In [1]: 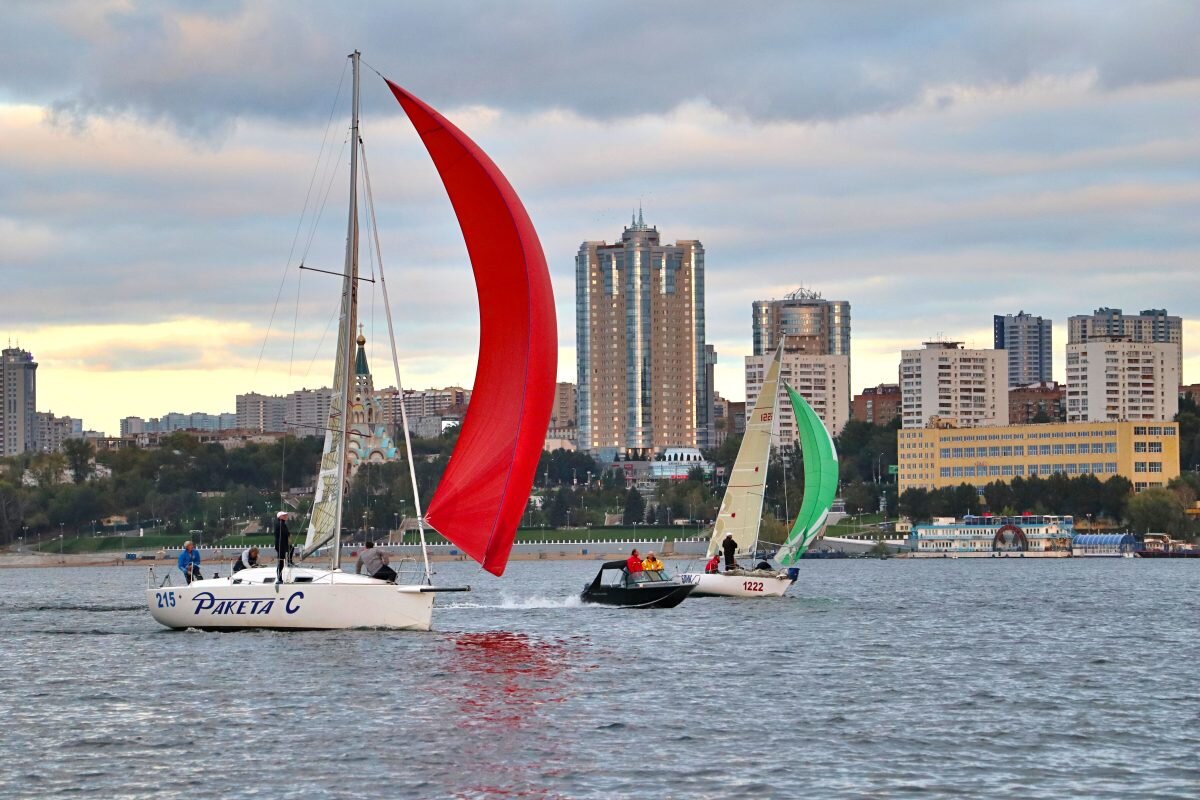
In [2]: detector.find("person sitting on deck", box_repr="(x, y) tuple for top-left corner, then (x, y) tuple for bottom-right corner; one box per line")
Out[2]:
(704, 554), (721, 574)
(233, 547), (260, 573)
(356, 541), (398, 583)
(642, 552), (665, 573)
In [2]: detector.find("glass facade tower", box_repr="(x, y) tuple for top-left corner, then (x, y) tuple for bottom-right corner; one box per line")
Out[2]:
(576, 212), (709, 455)
(752, 288), (850, 361)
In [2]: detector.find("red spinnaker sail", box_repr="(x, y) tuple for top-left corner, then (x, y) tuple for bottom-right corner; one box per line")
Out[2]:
(386, 80), (556, 577)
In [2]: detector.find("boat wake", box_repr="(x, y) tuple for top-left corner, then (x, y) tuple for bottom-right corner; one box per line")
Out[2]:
(440, 593), (583, 610)
(4, 603), (143, 613)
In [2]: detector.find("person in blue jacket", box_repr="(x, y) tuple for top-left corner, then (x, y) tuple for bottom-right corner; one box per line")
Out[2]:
(178, 540), (202, 584)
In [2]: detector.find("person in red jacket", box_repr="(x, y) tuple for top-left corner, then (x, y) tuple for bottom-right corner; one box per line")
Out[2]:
(704, 553), (721, 574)
(626, 549), (644, 574)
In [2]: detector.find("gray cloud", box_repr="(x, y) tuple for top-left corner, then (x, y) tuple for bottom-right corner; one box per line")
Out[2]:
(2, 1), (1199, 137)
(2, 2), (1199, 430)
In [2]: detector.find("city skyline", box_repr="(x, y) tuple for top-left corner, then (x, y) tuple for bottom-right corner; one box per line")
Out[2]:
(3, 3), (1199, 433)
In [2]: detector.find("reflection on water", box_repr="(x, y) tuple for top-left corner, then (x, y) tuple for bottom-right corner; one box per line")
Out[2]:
(437, 631), (589, 798)
(450, 631), (575, 725)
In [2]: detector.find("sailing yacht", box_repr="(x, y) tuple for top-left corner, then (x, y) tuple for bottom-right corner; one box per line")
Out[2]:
(146, 51), (555, 631)
(680, 348), (839, 597)
(679, 346), (794, 597)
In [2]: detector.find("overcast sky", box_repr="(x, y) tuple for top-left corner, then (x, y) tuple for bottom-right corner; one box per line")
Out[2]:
(2, 1), (1198, 434)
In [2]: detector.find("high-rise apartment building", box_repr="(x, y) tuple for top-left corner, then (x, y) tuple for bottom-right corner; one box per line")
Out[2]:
(994, 311), (1052, 387)
(236, 392), (287, 433)
(1068, 307), (1182, 376)
(285, 387), (333, 436)
(752, 288), (850, 361)
(384, 387), (469, 425)
(1, 346), (37, 457)
(119, 414), (238, 435)
(34, 412), (80, 453)
(551, 382), (577, 429)
(575, 212), (709, 456)
(899, 342), (1007, 429)
(1065, 338), (1179, 423)
(745, 345), (849, 445)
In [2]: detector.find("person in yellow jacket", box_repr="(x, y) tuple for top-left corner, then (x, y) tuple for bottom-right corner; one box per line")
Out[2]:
(642, 552), (665, 572)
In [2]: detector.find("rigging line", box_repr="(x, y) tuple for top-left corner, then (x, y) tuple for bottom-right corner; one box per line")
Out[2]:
(305, 306), (341, 381)
(360, 137), (432, 584)
(289, 58), (349, 276)
(280, 256), (307, 516)
(252, 60), (349, 379)
(299, 133), (351, 260)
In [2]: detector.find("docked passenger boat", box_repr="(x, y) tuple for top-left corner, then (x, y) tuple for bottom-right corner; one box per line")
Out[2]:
(580, 561), (696, 608)
(912, 515), (1075, 558)
(146, 51), (555, 631)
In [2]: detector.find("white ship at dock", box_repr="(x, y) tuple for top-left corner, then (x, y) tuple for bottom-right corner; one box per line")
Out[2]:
(909, 514), (1074, 558)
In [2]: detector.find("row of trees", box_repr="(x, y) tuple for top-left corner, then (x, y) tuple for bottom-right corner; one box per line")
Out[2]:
(3, 395), (1195, 545)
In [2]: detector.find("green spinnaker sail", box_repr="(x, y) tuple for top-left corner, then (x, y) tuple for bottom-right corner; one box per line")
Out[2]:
(776, 382), (839, 565)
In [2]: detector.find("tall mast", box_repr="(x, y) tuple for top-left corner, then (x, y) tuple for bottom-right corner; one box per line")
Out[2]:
(331, 49), (362, 570)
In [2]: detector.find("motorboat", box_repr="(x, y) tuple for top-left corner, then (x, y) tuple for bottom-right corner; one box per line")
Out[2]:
(580, 561), (695, 608)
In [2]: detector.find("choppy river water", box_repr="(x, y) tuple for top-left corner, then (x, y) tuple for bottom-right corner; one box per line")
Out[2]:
(1, 557), (1197, 799)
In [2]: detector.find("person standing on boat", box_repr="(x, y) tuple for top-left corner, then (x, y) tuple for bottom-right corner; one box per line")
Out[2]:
(177, 540), (202, 584)
(273, 511), (292, 585)
(722, 533), (738, 571)
(355, 541), (398, 583)
(233, 547), (260, 573)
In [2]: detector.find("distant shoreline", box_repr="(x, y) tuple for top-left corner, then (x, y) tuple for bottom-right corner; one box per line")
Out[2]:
(0, 550), (699, 569)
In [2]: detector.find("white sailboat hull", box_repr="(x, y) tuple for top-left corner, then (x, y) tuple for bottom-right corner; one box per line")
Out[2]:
(678, 571), (794, 598)
(147, 567), (434, 631)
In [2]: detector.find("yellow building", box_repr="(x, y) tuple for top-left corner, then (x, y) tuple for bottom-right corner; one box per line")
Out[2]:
(897, 420), (1180, 493)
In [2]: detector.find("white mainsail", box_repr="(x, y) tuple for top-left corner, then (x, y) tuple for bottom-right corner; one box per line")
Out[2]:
(301, 53), (362, 563)
(706, 345), (783, 559)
